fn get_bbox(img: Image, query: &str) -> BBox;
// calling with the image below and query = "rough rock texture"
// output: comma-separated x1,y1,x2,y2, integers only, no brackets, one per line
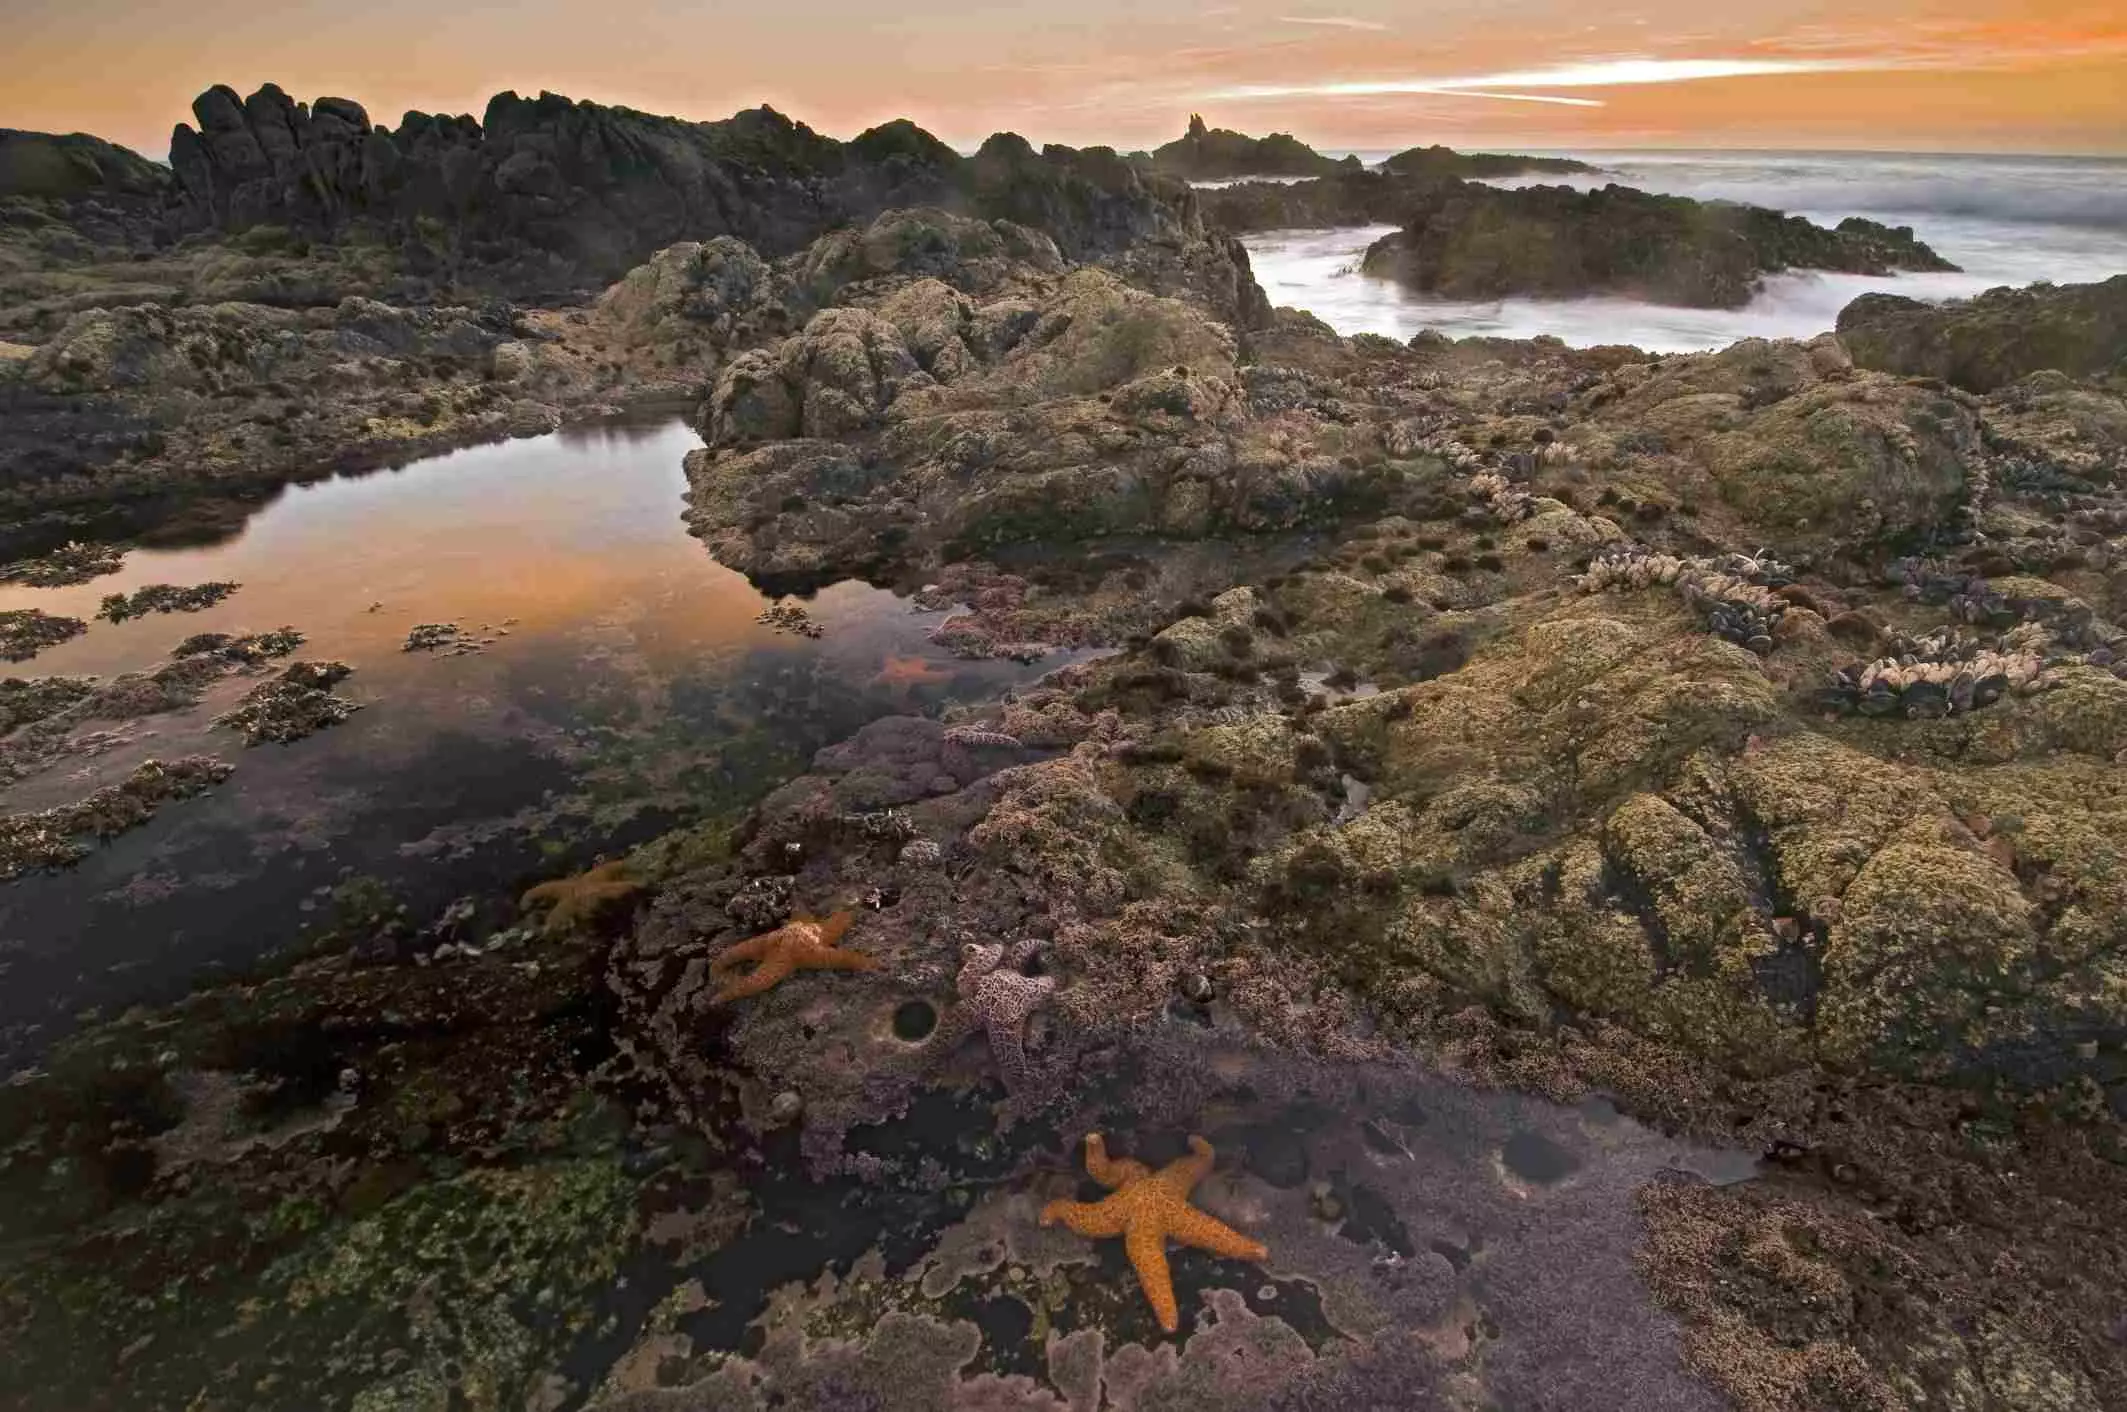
1358,179,1957,308
1837,275,2127,393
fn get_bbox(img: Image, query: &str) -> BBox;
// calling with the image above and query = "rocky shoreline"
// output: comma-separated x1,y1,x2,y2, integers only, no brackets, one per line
2,83,2126,1412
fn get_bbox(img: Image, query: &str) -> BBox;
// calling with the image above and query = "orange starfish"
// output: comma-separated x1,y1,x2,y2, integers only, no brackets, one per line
1040,1133,1268,1333
871,653,954,692
708,910,877,1003
520,860,644,936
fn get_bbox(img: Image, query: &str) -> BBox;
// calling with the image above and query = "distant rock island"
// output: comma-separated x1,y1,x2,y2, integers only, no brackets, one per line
1378,143,1594,180
1137,114,1597,184
1142,114,1358,179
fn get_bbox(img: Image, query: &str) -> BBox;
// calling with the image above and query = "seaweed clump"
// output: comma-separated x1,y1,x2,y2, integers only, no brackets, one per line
95,581,241,623
0,676,97,733
212,661,360,744
0,540,126,587
0,608,88,662
0,755,234,878
173,627,305,663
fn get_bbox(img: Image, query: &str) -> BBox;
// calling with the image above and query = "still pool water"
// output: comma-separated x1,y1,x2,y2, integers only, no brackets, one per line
0,417,1060,1064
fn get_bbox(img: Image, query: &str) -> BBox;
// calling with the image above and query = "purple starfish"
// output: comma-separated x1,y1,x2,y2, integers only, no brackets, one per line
929,939,1056,1088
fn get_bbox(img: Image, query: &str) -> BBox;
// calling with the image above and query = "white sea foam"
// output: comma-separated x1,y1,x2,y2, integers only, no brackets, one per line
1243,150,2127,352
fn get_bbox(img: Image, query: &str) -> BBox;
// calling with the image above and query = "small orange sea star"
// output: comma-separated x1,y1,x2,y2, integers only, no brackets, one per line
871,653,954,691
1040,1133,1268,1333
519,859,643,935
709,910,877,1003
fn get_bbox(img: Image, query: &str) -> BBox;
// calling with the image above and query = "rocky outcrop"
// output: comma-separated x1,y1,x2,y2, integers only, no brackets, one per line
161,83,1228,302
1358,178,1957,308
1837,275,2127,392
0,130,170,201
0,129,175,265
1142,114,1356,180
685,252,1264,585
1379,144,1595,180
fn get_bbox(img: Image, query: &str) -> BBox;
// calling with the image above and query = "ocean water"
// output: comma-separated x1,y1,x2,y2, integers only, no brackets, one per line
1241,149,2127,352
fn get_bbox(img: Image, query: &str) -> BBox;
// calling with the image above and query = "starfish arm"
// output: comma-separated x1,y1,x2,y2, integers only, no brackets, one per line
1082,1134,1150,1190
1166,1207,1268,1263
1167,1135,1217,1192
813,910,855,946
521,879,564,909
799,946,879,972
988,1022,1030,1089
1002,939,1043,970
956,944,1002,998
710,953,795,1003
1126,1221,1182,1333
926,1003,983,1057
1040,1195,1130,1238
709,931,775,974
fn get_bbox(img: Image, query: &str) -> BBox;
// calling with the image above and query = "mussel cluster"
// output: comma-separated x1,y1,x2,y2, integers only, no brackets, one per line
941,726,1024,749
837,808,917,842
1577,547,1794,655
1891,557,2123,656
1819,625,2055,719
1468,470,1534,523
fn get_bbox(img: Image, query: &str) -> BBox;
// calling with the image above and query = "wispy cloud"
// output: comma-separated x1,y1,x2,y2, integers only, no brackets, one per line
1207,55,1882,106
1277,15,1389,31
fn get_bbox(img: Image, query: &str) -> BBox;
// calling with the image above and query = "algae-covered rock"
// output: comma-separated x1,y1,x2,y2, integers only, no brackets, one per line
1838,275,2127,393
594,235,791,351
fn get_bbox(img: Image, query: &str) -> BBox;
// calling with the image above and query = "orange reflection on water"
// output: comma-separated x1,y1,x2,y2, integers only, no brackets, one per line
1,420,779,684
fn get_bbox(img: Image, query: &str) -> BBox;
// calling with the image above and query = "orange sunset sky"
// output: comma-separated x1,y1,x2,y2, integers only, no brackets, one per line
8,0,2125,157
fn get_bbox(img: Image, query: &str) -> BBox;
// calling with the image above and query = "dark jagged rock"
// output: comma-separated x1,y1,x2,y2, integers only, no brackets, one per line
1378,144,1594,180
1837,274,2127,392
1357,178,1957,308
1143,113,1356,180
160,83,1228,301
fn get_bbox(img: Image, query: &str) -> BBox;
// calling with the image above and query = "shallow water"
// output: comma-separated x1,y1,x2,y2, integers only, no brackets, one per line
0,417,1059,1062
1243,149,2127,351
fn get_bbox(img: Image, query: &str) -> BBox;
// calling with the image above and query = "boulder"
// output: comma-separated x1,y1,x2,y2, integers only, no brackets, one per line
1836,275,2127,392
